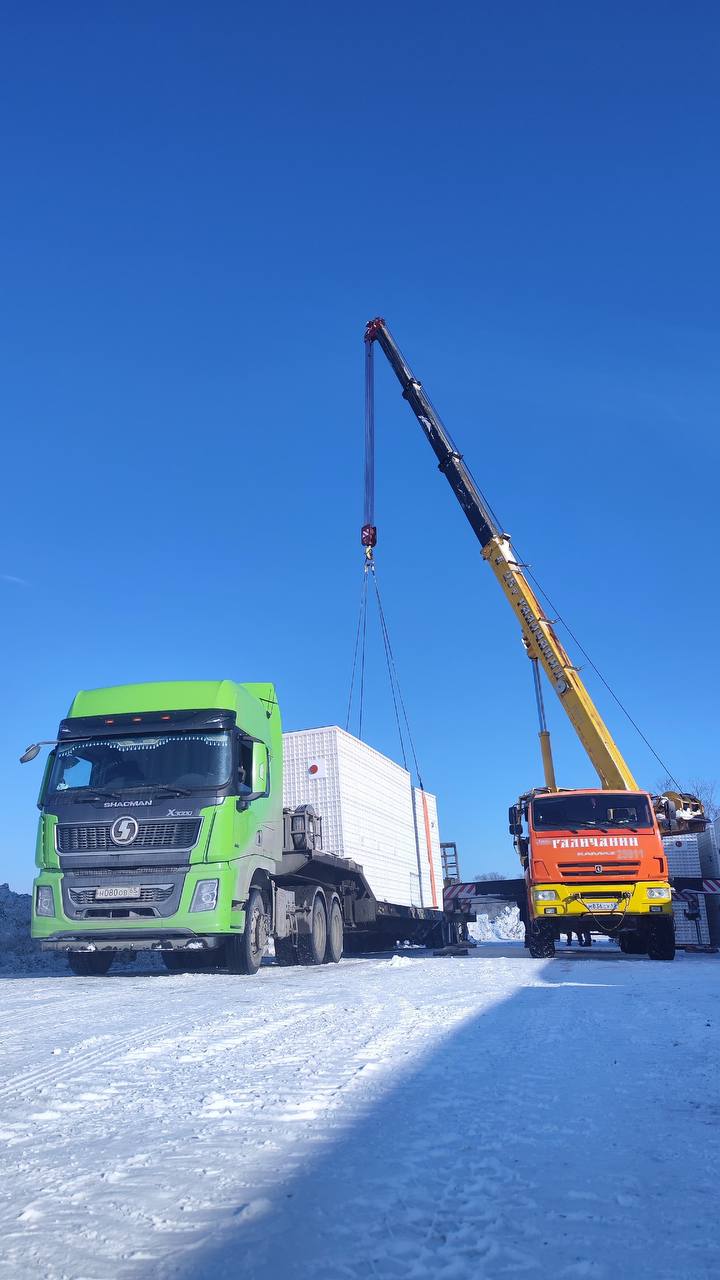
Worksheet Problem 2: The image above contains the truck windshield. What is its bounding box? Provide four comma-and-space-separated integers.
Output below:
532, 793, 654, 830
46, 732, 232, 797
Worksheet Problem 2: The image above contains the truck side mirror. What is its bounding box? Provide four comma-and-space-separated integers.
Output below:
237, 742, 271, 807
252, 743, 269, 797
20, 744, 42, 763
508, 804, 523, 836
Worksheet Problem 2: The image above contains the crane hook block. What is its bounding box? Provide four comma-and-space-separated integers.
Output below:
361, 524, 378, 548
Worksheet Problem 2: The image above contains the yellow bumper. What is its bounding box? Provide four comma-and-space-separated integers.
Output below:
531, 881, 673, 920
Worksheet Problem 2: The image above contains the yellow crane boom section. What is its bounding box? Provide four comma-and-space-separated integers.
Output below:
484, 533, 638, 790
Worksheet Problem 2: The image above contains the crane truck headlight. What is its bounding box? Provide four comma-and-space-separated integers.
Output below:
533, 889, 558, 901
35, 885, 55, 917
190, 879, 219, 912
646, 887, 671, 900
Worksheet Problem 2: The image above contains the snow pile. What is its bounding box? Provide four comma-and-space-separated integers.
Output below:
383, 954, 413, 969
469, 905, 525, 943
0, 883, 64, 974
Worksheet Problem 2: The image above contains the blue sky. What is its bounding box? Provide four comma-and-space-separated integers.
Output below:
2, 2, 718, 889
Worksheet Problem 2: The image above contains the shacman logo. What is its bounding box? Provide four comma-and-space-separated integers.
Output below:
110, 816, 139, 846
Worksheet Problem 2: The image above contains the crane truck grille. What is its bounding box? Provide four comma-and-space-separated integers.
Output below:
558, 860, 641, 880
55, 818, 202, 854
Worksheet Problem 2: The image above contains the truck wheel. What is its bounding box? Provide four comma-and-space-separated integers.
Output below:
298, 893, 327, 966
274, 938, 298, 966
527, 923, 555, 959
67, 950, 114, 976
324, 898, 344, 964
619, 933, 647, 956
647, 919, 676, 961
226, 888, 268, 975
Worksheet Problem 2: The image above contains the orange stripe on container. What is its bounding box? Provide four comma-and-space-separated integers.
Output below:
421, 790, 438, 909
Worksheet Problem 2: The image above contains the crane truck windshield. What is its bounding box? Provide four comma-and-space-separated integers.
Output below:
46, 732, 233, 798
531, 793, 654, 830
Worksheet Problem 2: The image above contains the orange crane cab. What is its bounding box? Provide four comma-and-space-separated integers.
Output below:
510, 788, 674, 958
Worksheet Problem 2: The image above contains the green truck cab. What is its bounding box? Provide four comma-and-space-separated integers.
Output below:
31, 679, 298, 975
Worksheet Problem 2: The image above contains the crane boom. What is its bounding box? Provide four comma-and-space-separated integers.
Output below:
364, 317, 638, 791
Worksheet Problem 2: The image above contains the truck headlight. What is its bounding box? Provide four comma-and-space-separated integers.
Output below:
190, 879, 219, 912
646, 887, 671, 900
533, 889, 558, 901
35, 885, 55, 917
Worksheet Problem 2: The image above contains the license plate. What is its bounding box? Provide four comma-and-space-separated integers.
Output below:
95, 886, 142, 900
585, 900, 617, 912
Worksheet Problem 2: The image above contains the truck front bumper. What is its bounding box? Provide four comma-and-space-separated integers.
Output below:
38, 930, 228, 953
31, 864, 247, 945
531, 881, 673, 925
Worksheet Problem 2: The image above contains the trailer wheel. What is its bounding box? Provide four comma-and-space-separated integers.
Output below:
527, 922, 555, 959
67, 950, 114, 976
647, 918, 675, 962
274, 938, 298, 966
324, 898, 344, 964
297, 893, 327, 966
226, 888, 268, 975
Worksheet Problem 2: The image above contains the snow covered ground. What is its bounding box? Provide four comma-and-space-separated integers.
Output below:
1, 939, 718, 1280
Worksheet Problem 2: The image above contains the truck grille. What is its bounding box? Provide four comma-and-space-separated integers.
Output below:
56, 818, 201, 854
68, 884, 174, 906
558, 860, 641, 880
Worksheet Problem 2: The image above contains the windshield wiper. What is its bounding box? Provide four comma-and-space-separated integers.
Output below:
70, 790, 122, 804
117, 784, 193, 798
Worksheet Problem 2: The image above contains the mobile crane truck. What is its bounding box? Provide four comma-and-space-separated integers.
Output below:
24, 681, 455, 975
364, 317, 704, 960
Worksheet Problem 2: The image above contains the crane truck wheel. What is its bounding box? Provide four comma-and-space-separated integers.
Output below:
225, 887, 268, 975
527, 922, 555, 959
619, 933, 647, 956
67, 950, 114, 977
324, 898, 344, 964
647, 919, 676, 962
297, 893, 327, 966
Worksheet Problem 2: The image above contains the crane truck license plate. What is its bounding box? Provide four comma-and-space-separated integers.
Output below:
95, 886, 142, 900
585, 900, 617, 912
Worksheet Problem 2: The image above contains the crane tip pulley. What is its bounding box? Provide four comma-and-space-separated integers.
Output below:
364, 317, 385, 343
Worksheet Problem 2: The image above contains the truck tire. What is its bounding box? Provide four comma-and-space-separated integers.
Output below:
647, 918, 676, 961
274, 938, 298, 966
619, 933, 647, 956
527, 922, 555, 959
297, 893, 327, 966
226, 887, 268, 975
68, 950, 114, 976
324, 898, 344, 964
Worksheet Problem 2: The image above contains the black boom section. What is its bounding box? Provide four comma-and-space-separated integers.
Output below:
365, 318, 500, 549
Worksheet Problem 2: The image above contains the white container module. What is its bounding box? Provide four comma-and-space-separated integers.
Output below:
662, 834, 702, 878
282, 726, 444, 911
